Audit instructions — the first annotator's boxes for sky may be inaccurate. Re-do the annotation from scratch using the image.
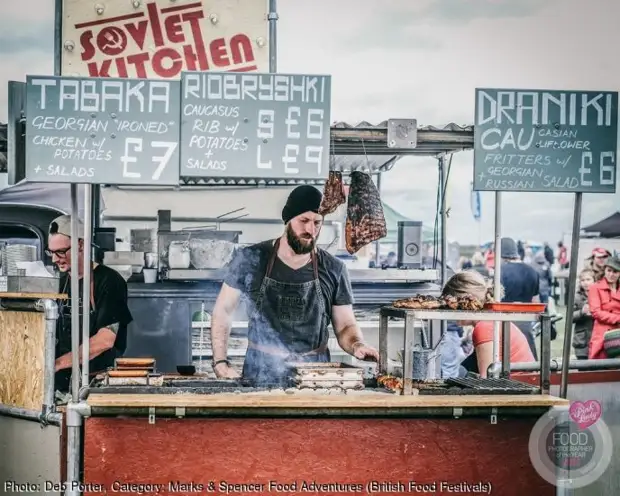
[1,0,620,245]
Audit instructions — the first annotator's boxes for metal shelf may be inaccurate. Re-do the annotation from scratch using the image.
[380,307,541,322]
[378,306,552,397]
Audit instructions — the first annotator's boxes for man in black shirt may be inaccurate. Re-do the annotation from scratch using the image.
[210,185,379,385]
[48,215,133,392]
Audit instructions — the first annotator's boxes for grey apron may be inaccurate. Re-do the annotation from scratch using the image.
[242,238,330,386]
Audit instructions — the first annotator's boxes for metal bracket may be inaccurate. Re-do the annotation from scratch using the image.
[453,407,463,419]
[148,407,155,424]
[490,408,498,425]
[175,407,186,418]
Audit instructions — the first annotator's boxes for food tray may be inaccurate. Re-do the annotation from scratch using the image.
[484,302,546,313]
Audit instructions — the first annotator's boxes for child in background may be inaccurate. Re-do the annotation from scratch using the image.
[572,269,595,360]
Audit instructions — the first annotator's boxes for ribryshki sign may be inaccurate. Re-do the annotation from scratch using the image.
[61,0,269,78]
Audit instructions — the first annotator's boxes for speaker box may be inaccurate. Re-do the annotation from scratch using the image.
[397,221,423,268]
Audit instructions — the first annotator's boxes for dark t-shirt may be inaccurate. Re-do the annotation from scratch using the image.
[225,240,354,323]
[56,264,133,373]
[500,262,540,303]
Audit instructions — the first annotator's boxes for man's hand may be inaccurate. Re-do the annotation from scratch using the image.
[583,304,590,315]
[352,341,380,362]
[214,362,241,379]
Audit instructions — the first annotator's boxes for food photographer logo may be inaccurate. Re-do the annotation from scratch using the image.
[529,400,612,489]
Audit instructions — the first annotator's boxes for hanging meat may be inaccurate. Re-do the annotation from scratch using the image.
[345,171,387,254]
[318,171,346,216]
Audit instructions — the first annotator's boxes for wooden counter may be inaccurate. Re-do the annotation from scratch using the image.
[87,392,568,409]
[0,292,65,410]
[82,392,562,496]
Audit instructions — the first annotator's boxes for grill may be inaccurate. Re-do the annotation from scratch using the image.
[446,377,540,395]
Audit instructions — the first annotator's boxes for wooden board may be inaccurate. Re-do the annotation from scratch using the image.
[0,310,46,410]
[83,417,555,496]
[87,392,569,409]
[0,292,67,300]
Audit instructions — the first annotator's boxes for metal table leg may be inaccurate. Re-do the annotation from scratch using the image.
[540,314,552,394]
[402,314,415,395]
[501,321,511,378]
[379,314,388,375]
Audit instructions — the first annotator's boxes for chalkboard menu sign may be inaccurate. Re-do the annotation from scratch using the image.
[473,88,618,193]
[25,75,180,185]
[180,71,331,180]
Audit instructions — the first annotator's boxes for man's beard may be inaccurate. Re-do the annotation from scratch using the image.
[286,224,315,255]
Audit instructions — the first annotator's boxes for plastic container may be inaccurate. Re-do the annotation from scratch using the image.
[484,302,546,313]
[143,268,157,284]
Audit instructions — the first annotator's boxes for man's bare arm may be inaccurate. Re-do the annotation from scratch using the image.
[55,325,117,371]
[331,304,365,354]
[211,283,241,362]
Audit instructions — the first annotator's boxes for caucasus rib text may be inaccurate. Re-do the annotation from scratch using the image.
[25,76,181,185]
[180,72,332,180]
[473,88,618,193]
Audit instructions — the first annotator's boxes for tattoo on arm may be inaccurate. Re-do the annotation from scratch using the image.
[106,322,120,334]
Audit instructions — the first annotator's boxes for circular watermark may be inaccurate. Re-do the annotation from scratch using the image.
[529,403,612,489]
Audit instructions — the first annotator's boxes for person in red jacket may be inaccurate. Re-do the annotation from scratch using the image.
[588,256,620,359]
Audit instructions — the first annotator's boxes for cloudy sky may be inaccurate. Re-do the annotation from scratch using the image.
[1,0,619,245]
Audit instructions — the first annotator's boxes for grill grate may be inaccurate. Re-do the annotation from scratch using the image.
[446,377,540,394]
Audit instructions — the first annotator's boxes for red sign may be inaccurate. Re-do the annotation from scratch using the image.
[62,0,269,78]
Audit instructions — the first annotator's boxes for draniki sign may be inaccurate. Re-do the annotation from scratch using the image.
[473,88,618,193]
[179,71,332,180]
[25,75,180,185]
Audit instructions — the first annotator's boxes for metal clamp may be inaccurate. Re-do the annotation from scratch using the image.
[148,407,155,424]
[490,407,498,424]
[175,407,186,418]
[453,407,463,419]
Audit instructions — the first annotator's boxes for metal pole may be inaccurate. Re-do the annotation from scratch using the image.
[81,185,92,386]
[268,0,278,72]
[38,299,59,416]
[513,357,620,372]
[489,191,502,378]
[67,184,81,494]
[54,0,62,76]
[439,157,447,286]
[69,186,80,400]
[560,192,583,398]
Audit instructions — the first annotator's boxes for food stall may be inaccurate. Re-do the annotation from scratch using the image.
[0,2,575,495]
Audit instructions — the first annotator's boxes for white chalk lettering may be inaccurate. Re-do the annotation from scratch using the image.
[579,152,593,186]
[257,110,275,139]
[188,136,247,151]
[286,107,301,139]
[116,121,168,134]
[480,128,535,151]
[486,167,544,178]
[541,176,580,189]
[31,78,171,113]
[192,119,220,134]
[477,90,614,126]
[484,179,535,189]
[600,151,615,185]
[536,140,590,150]
[31,136,88,148]
[307,109,324,140]
[31,116,108,133]
[182,104,239,118]
[119,137,177,180]
[482,154,551,167]
[184,73,328,103]
[46,165,95,178]
[257,144,271,169]
[186,158,227,171]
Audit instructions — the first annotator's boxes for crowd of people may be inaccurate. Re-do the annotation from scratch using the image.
[440,238,620,378]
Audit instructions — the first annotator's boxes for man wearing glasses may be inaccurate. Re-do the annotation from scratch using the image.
[47,215,132,393]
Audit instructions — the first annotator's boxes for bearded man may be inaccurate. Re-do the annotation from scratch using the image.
[210,185,378,385]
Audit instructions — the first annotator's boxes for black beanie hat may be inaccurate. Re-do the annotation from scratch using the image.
[282,185,323,223]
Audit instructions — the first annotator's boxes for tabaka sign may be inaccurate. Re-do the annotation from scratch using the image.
[179,71,332,180]
[61,0,269,78]
[473,88,618,193]
[25,75,180,185]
